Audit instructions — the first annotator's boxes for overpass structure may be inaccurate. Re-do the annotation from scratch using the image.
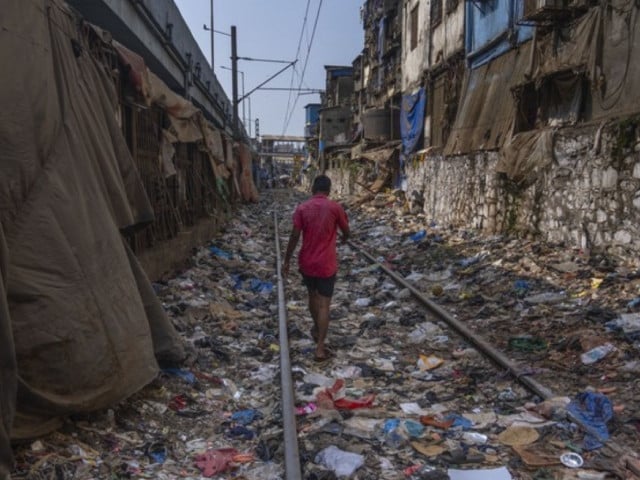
[259,135,307,159]
[67,0,247,139]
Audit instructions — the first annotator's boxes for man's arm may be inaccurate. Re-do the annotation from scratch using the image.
[283,227,301,277]
[337,205,350,243]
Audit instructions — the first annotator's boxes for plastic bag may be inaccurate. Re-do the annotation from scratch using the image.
[314,445,364,477]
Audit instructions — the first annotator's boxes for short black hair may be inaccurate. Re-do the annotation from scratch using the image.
[312,175,331,194]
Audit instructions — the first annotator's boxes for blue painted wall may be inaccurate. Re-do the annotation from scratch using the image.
[305,104,321,125]
[465,0,533,68]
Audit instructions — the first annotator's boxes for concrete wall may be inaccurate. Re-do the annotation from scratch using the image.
[137,216,223,281]
[328,121,640,260]
[430,2,465,66]
[402,0,429,90]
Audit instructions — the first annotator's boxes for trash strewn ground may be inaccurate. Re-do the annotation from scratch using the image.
[11,189,640,479]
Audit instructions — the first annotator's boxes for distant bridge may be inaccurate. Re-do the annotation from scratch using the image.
[259,135,307,159]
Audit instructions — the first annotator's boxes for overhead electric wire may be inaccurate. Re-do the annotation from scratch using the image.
[282,0,323,135]
[282,0,312,135]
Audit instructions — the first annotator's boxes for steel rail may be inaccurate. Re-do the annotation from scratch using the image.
[348,239,621,448]
[274,212,302,480]
[349,239,553,399]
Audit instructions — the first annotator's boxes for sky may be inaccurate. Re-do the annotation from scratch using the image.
[174,0,364,138]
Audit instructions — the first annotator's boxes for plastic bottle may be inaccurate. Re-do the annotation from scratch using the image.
[580,343,616,365]
[461,431,488,445]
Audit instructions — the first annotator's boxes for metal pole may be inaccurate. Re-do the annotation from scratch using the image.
[248,96,252,137]
[274,213,303,480]
[209,0,214,70]
[231,26,239,138]
[241,71,246,130]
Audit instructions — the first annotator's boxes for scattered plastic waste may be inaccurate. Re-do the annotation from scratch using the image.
[417,354,444,371]
[314,445,364,477]
[567,392,613,450]
[461,431,488,445]
[580,343,616,365]
[161,368,196,384]
[410,230,427,243]
[209,245,233,260]
[194,448,240,477]
[231,409,262,425]
[381,419,406,449]
[295,403,317,416]
[560,452,584,468]
[513,279,530,296]
[354,297,372,307]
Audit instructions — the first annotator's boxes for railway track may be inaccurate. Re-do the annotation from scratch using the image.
[271,190,636,479]
[11,189,638,479]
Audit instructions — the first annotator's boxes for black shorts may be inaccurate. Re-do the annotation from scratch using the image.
[302,273,336,298]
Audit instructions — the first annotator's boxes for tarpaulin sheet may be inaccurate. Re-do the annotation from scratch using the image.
[238,143,259,203]
[148,72,202,143]
[114,40,152,105]
[528,2,640,121]
[0,0,184,472]
[202,124,231,180]
[496,130,554,188]
[401,87,426,155]
[445,43,533,155]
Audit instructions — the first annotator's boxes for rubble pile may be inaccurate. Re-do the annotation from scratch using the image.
[11,190,640,479]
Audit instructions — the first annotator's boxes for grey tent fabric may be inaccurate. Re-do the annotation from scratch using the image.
[0,0,184,470]
[0,227,16,480]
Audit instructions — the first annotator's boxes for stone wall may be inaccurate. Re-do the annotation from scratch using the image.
[326,119,640,261]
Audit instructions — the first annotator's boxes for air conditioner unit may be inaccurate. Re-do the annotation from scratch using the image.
[522,0,570,22]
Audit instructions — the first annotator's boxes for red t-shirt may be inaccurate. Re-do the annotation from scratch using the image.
[293,193,349,278]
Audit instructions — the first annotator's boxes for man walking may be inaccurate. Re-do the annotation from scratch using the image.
[283,175,349,362]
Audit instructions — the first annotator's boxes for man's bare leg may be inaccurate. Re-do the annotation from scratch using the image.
[315,294,331,358]
[308,290,320,340]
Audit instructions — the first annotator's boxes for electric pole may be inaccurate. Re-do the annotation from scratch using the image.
[231,25,239,138]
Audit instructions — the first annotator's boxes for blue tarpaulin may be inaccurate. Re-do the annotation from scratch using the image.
[401,88,426,156]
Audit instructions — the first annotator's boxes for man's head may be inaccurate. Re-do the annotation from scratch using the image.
[312,175,331,195]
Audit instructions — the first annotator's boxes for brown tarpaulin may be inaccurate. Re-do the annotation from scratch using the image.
[496,130,555,187]
[529,2,640,121]
[444,43,533,155]
[238,143,259,203]
[148,73,231,180]
[0,0,184,473]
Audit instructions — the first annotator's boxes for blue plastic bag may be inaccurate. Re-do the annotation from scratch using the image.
[209,246,233,260]
[567,392,613,450]
[410,230,426,243]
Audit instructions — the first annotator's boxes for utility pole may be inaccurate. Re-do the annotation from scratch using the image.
[248,97,252,137]
[221,66,245,130]
[231,25,239,137]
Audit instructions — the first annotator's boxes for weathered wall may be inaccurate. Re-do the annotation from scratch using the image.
[328,121,640,260]
[430,1,465,66]
[402,0,429,90]
[404,152,502,231]
[137,216,223,281]
[522,125,640,257]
